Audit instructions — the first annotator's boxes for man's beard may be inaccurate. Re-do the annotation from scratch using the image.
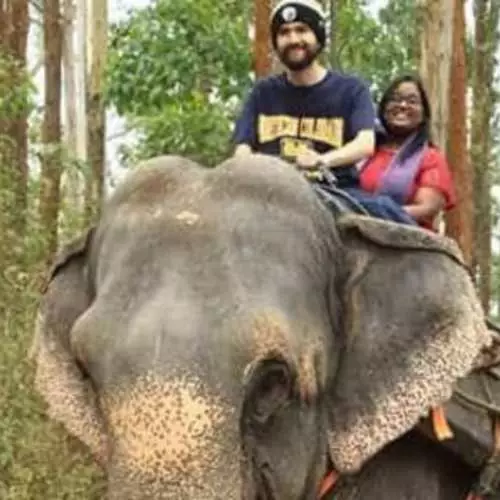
[278,43,320,71]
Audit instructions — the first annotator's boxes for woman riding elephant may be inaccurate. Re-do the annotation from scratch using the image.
[31,153,491,499]
[356,74,456,231]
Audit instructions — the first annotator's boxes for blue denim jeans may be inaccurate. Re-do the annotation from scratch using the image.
[342,188,417,226]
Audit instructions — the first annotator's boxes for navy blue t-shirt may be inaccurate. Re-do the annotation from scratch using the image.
[233,71,375,185]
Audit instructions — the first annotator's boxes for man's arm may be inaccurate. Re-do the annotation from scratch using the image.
[320,129,375,168]
[232,85,259,156]
[319,79,376,168]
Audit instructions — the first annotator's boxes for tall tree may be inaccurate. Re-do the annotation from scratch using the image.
[378,0,421,67]
[444,0,474,264]
[39,0,63,261]
[76,0,87,162]
[471,0,499,314]
[84,0,108,223]
[254,0,272,77]
[61,0,83,208]
[418,0,454,149]
[0,0,30,235]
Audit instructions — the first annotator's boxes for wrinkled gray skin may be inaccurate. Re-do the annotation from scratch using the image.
[31,154,491,499]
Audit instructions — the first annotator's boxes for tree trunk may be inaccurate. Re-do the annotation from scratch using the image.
[253,0,272,77]
[444,0,473,266]
[471,0,499,315]
[10,1,29,233]
[39,0,63,261]
[326,0,337,67]
[76,0,87,162]
[0,0,29,236]
[84,0,107,224]
[62,0,83,210]
[326,0,348,68]
[418,0,454,149]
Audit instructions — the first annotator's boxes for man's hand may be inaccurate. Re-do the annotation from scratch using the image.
[296,149,323,170]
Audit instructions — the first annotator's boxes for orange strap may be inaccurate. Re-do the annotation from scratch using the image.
[318,469,340,499]
[431,406,454,441]
[493,416,500,455]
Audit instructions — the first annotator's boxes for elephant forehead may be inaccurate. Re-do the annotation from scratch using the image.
[103,373,235,477]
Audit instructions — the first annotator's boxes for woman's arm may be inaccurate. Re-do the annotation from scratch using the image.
[403,187,446,221]
[404,148,456,222]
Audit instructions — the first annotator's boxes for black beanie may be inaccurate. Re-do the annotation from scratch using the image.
[270,0,327,49]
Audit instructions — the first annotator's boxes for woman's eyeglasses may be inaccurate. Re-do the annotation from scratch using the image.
[387,94,422,107]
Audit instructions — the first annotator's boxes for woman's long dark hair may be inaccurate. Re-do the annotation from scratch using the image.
[377,74,433,161]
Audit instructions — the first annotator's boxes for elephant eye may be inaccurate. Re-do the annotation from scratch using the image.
[244,359,294,425]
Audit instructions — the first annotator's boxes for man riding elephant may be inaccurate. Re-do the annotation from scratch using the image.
[31,153,491,499]
[233,0,375,180]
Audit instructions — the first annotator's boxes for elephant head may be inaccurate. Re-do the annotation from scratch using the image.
[31,154,491,499]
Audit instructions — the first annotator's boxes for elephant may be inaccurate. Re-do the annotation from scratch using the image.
[31,153,492,499]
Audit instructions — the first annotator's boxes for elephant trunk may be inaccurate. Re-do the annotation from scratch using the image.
[102,372,243,499]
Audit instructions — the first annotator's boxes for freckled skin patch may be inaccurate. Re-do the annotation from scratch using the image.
[247,311,321,402]
[328,320,490,474]
[102,372,241,499]
[298,346,320,403]
[250,312,291,361]
[33,314,108,466]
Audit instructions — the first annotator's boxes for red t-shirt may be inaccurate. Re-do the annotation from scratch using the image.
[359,146,457,230]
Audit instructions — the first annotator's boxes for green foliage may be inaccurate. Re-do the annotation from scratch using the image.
[0,52,36,118]
[106,0,252,165]
[333,0,419,99]
[118,90,237,166]
[0,298,104,500]
[0,293,105,500]
[0,138,102,498]
[107,0,251,114]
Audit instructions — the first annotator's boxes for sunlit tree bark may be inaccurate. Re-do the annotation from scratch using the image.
[471,0,499,314]
[39,0,63,261]
[254,0,272,77]
[418,0,454,149]
[84,0,108,223]
[444,0,474,266]
[62,0,83,209]
[0,0,30,236]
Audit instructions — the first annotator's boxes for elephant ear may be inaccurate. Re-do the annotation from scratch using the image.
[30,227,107,464]
[328,215,491,474]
